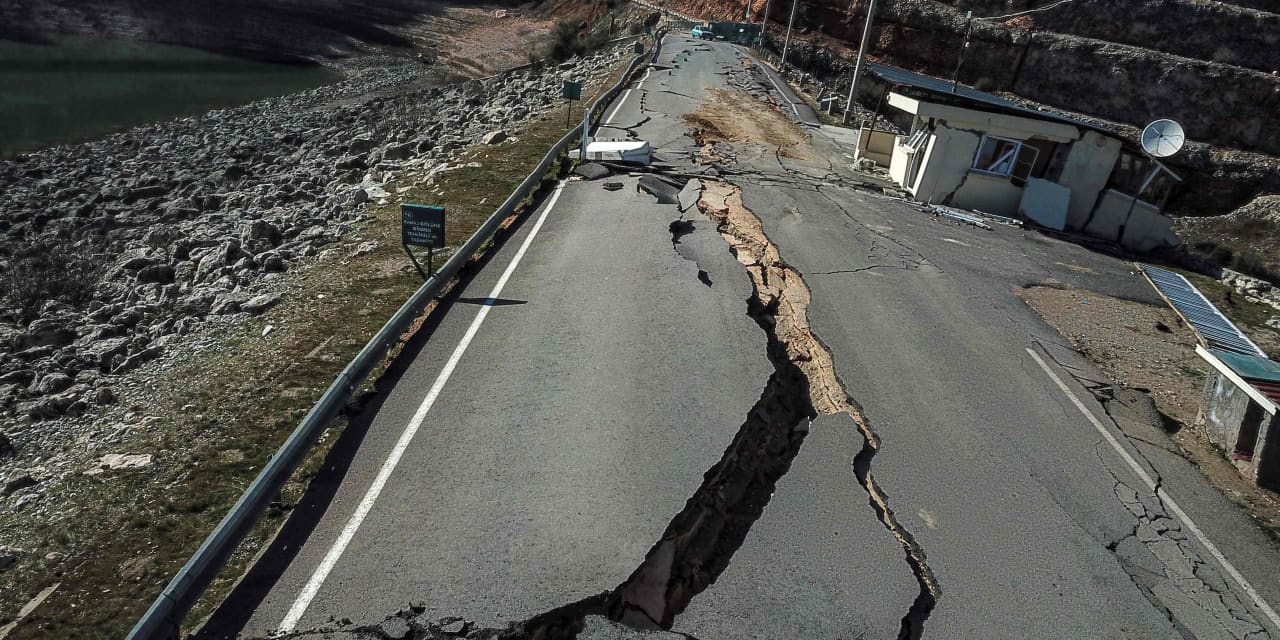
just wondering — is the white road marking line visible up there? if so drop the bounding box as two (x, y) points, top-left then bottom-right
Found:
(605, 66), (653, 126)
(1027, 347), (1280, 631)
(278, 182), (568, 632)
(756, 58), (800, 116)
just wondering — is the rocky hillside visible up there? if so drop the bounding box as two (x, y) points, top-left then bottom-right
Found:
(672, 0), (1280, 218)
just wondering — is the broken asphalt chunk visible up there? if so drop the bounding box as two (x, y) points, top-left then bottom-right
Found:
(678, 179), (703, 213)
(574, 162), (612, 180)
(637, 175), (680, 204)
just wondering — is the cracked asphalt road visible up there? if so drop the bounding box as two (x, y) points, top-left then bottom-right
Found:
(210, 36), (1280, 640)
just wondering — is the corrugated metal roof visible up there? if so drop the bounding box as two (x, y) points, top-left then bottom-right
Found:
(1139, 264), (1266, 357)
(1245, 379), (1280, 406)
(866, 62), (1104, 134)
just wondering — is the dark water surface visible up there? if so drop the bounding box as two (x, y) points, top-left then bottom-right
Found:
(0, 36), (340, 157)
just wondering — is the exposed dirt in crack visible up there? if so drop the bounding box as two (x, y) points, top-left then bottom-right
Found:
(694, 180), (941, 640)
(682, 88), (807, 160)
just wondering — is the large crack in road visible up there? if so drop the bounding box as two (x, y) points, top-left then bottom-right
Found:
(262, 176), (938, 640)
(253, 42), (941, 640)
(694, 181), (940, 640)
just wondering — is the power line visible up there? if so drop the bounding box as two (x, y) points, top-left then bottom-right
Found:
(975, 0), (1075, 21)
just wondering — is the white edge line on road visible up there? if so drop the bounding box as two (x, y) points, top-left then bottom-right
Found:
(756, 58), (800, 117)
(604, 66), (652, 126)
(1026, 347), (1280, 631)
(278, 182), (568, 632)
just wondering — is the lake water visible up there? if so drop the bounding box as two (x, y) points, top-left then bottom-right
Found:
(0, 37), (340, 157)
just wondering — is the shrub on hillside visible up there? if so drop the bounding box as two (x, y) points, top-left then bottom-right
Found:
(1, 235), (106, 324)
(545, 20), (610, 62)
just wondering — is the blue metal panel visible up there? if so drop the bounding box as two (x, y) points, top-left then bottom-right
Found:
(1211, 348), (1280, 384)
(1139, 264), (1265, 357)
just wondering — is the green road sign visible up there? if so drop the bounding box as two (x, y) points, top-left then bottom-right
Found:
(401, 204), (446, 249)
(562, 80), (582, 101)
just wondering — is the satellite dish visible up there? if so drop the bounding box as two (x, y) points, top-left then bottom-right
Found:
(1141, 119), (1185, 158)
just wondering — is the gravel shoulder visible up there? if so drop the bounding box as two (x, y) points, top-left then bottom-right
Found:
(1019, 285), (1280, 541)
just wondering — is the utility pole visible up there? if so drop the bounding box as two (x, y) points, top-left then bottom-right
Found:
(744, 0), (752, 22)
(781, 0), (798, 68)
(843, 0), (878, 126)
(950, 11), (973, 93)
(757, 0), (772, 47)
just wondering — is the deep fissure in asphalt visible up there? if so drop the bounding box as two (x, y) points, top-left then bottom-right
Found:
(269, 175), (941, 640)
(695, 180), (941, 640)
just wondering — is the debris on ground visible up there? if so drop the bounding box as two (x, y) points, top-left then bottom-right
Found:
(637, 175), (681, 204)
(574, 162), (612, 180)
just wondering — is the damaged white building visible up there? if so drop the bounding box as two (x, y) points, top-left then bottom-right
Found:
(857, 63), (1181, 252)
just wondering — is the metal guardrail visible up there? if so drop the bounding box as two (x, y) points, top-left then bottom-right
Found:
(624, 0), (700, 24)
(126, 33), (664, 640)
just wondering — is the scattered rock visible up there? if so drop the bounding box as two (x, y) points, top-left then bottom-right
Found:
(33, 372), (74, 395)
(351, 241), (379, 258)
(0, 546), (22, 573)
(480, 130), (508, 145)
(93, 387), (118, 405)
(97, 453), (153, 470)
(378, 617), (412, 640)
(440, 619), (468, 634)
(241, 293), (282, 315)
(2, 474), (38, 497)
(210, 293), (251, 315)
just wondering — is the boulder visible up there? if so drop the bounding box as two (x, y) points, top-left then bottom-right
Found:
(13, 319), (77, 351)
(0, 547), (22, 573)
(240, 220), (282, 253)
(97, 453), (153, 470)
(348, 137), (376, 154)
(112, 346), (163, 374)
(383, 142), (416, 161)
(2, 475), (37, 497)
(33, 372), (74, 395)
(241, 293), (282, 314)
(480, 130), (508, 145)
(210, 293), (250, 315)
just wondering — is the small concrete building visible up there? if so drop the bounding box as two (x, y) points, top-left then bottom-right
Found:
(1142, 263), (1280, 490)
(1197, 346), (1280, 490)
(857, 63), (1180, 252)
